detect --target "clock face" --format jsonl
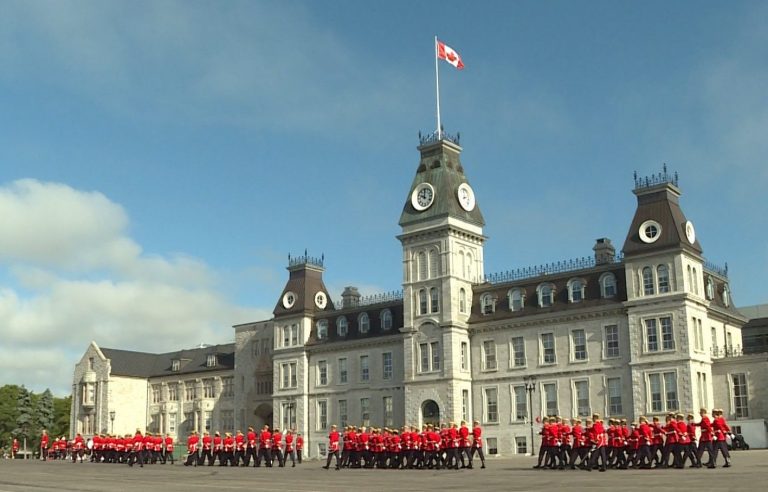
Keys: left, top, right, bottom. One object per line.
{"left": 639, "top": 220, "right": 662, "bottom": 244}
{"left": 314, "top": 291, "right": 327, "bottom": 309}
{"left": 457, "top": 183, "right": 475, "bottom": 211}
{"left": 685, "top": 221, "right": 696, "bottom": 244}
{"left": 411, "top": 183, "right": 435, "bottom": 211}
{"left": 282, "top": 291, "right": 296, "bottom": 309}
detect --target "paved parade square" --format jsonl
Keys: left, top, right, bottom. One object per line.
{"left": 0, "top": 450, "right": 763, "bottom": 492}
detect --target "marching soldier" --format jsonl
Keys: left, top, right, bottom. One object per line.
{"left": 246, "top": 427, "right": 258, "bottom": 466}
{"left": 223, "top": 432, "right": 235, "bottom": 466}
{"left": 696, "top": 408, "right": 715, "bottom": 468}
{"left": 163, "top": 433, "right": 175, "bottom": 464}
{"left": 469, "top": 421, "right": 485, "bottom": 469}
{"left": 296, "top": 432, "right": 303, "bottom": 464}
{"left": 323, "top": 424, "right": 341, "bottom": 470}
{"left": 183, "top": 431, "right": 199, "bottom": 467}
{"left": 256, "top": 425, "right": 272, "bottom": 467}
{"left": 128, "top": 430, "right": 144, "bottom": 468}
{"left": 234, "top": 430, "right": 246, "bottom": 466}
{"left": 711, "top": 409, "right": 732, "bottom": 468}
{"left": 271, "top": 427, "right": 285, "bottom": 467}
{"left": 199, "top": 431, "right": 214, "bottom": 466}
{"left": 285, "top": 429, "right": 296, "bottom": 467}
{"left": 39, "top": 429, "right": 49, "bottom": 461}
{"left": 212, "top": 431, "right": 223, "bottom": 465}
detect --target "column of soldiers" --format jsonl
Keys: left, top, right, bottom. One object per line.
{"left": 85, "top": 431, "right": 176, "bottom": 466}
{"left": 323, "top": 420, "right": 487, "bottom": 471}
{"left": 183, "top": 426, "right": 303, "bottom": 468}
{"left": 532, "top": 408, "right": 733, "bottom": 472}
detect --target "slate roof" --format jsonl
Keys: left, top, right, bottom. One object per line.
{"left": 100, "top": 343, "right": 235, "bottom": 378}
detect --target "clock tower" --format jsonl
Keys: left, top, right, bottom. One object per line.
{"left": 398, "top": 131, "right": 485, "bottom": 426}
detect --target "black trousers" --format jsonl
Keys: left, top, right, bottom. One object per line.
{"left": 199, "top": 448, "right": 214, "bottom": 466}
{"left": 257, "top": 447, "right": 272, "bottom": 467}
{"left": 325, "top": 449, "right": 340, "bottom": 469}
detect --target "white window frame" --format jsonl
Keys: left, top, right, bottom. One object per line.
{"left": 317, "top": 320, "right": 328, "bottom": 340}
{"left": 337, "top": 317, "right": 348, "bottom": 337}
{"left": 380, "top": 309, "right": 393, "bottom": 330}
{"left": 482, "top": 339, "right": 498, "bottom": 371}
{"left": 643, "top": 314, "right": 675, "bottom": 353}
{"left": 317, "top": 400, "right": 328, "bottom": 431}
{"left": 645, "top": 370, "right": 679, "bottom": 414}
{"left": 483, "top": 386, "right": 499, "bottom": 424}
{"left": 537, "top": 283, "right": 555, "bottom": 307}
{"left": 730, "top": 372, "right": 749, "bottom": 418}
{"left": 511, "top": 384, "right": 527, "bottom": 422}
{"left": 603, "top": 324, "right": 620, "bottom": 359}
{"left": 567, "top": 278, "right": 585, "bottom": 303}
{"left": 481, "top": 293, "right": 495, "bottom": 315}
{"left": 570, "top": 329, "right": 588, "bottom": 362}
{"left": 606, "top": 376, "right": 623, "bottom": 416}
{"left": 541, "top": 381, "right": 559, "bottom": 417}
{"left": 599, "top": 272, "right": 617, "bottom": 298}
{"left": 508, "top": 288, "right": 524, "bottom": 311}
{"left": 360, "top": 354, "right": 370, "bottom": 382}
{"left": 317, "top": 360, "right": 328, "bottom": 386}
{"left": 358, "top": 313, "right": 370, "bottom": 334}
{"left": 338, "top": 357, "right": 348, "bottom": 384}
{"left": 382, "top": 352, "right": 393, "bottom": 380}
{"left": 540, "top": 332, "right": 556, "bottom": 365}
{"left": 572, "top": 378, "right": 591, "bottom": 417}
{"left": 510, "top": 336, "right": 526, "bottom": 369}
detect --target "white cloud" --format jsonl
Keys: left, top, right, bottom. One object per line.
{"left": 0, "top": 179, "right": 269, "bottom": 396}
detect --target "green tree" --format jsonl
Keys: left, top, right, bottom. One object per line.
{"left": 0, "top": 385, "right": 22, "bottom": 450}
{"left": 14, "top": 386, "right": 35, "bottom": 454}
{"left": 37, "top": 389, "right": 55, "bottom": 432}
{"left": 51, "top": 395, "right": 71, "bottom": 438}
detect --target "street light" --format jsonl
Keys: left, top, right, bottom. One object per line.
{"left": 524, "top": 376, "right": 536, "bottom": 455}
{"left": 109, "top": 411, "right": 116, "bottom": 434}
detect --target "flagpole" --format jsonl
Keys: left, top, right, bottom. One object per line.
{"left": 434, "top": 35, "right": 441, "bottom": 140}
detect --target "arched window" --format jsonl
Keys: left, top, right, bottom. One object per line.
{"left": 380, "top": 309, "right": 393, "bottom": 330}
{"left": 430, "top": 287, "right": 439, "bottom": 313}
{"left": 692, "top": 268, "right": 699, "bottom": 295}
{"left": 429, "top": 249, "right": 440, "bottom": 278}
{"left": 538, "top": 283, "right": 555, "bottom": 307}
{"left": 508, "top": 288, "right": 524, "bottom": 311}
{"left": 418, "top": 251, "right": 428, "bottom": 281}
{"left": 600, "top": 272, "right": 617, "bottom": 298}
{"left": 568, "top": 279, "right": 585, "bottom": 303}
{"left": 706, "top": 277, "right": 715, "bottom": 300}
{"left": 481, "top": 293, "right": 495, "bottom": 315}
{"left": 336, "top": 317, "right": 348, "bottom": 337}
{"left": 722, "top": 284, "right": 730, "bottom": 307}
{"left": 657, "top": 265, "right": 670, "bottom": 293}
{"left": 358, "top": 313, "right": 370, "bottom": 334}
{"left": 316, "top": 320, "right": 328, "bottom": 340}
{"left": 642, "top": 267, "right": 654, "bottom": 295}
{"left": 459, "top": 288, "right": 467, "bottom": 313}
{"left": 418, "top": 289, "right": 428, "bottom": 315}
{"left": 466, "top": 252, "right": 473, "bottom": 281}
{"left": 687, "top": 265, "right": 693, "bottom": 293}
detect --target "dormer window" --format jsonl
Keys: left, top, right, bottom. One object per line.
{"left": 206, "top": 354, "right": 217, "bottom": 368}
{"left": 722, "top": 284, "right": 730, "bottom": 307}
{"left": 706, "top": 277, "right": 714, "bottom": 300}
{"left": 172, "top": 359, "right": 180, "bottom": 372}
{"left": 600, "top": 272, "right": 617, "bottom": 298}
{"left": 568, "top": 279, "right": 585, "bottom": 303}
{"left": 508, "top": 289, "right": 524, "bottom": 311}
{"left": 337, "top": 316, "right": 348, "bottom": 337}
{"left": 380, "top": 309, "right": 393, "bottom": 330}
{"left": 359, "top": 313, "right": 370, "bottom": 334}
{"left": 317, "top": 320, "right": 328, "bottom": 339}
{"left": 481, "top": 293, "right": 495, "bottom": 315}
{"left": 537, "top": 283, "right": 555, "bottom": 307}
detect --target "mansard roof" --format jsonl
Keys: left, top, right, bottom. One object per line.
{"left": 307, "top": 300, "right": 404, "bottom": 346}
{"left": 468, "top": 263, "right": 627, "bottom": 324}
{"left": 100, "top": 343, "right": 234, "bottom": 378}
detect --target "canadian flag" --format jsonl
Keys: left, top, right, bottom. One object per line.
{"left": 437, "top": 40, "right": 464, "bottom": 70}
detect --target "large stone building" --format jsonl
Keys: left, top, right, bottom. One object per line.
{"left": 73, "top": 132, "right": 764, "bottom": 455}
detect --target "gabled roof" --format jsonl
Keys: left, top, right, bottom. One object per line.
{"left": 100, "top": 343, "right": 234, "bottom": 379}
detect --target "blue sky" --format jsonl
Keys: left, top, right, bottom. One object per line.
{"left": 1, "top": 0, "right": 766, "bottom": 396}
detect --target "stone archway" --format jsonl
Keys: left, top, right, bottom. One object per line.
{"left": 421, "top": 399, "right": 440, "bottom": 427}
{"left": 253, "top": 403, "right": 273, "bottom": 430}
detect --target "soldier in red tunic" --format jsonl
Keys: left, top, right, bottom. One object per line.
{"left": 163, "top": 434, "right": 175, "bottom": 464}
{"left": 72, "top": 433, "right": 85, "bottom": 463}
{"left": 128, "top": 430, "right": 145, "bottom": 468}
{"left": 234, "top": 430, "right": 246, "bottom": 466}
{"left": 212, "top": 431, "right": 222, "bottom": 465}
{"left": 696, "top": 408, "right": 715, "bottom": 467}
{"left": 469, "top": 421, "right": 486, "bottom": 469}
{"left": 223, "top": 432, "right": 235, "bottom": 466}
{"left": 271, "top": 427, "right": 285, "bottom": 467}
{"left": 199, "top": 431, "right": 213, "bottom": 466}
{"left": 246, "top": 426, "right": 257, "bottom": 466}
{"left": 323, "top": 424, "right": 340, "bottom": 470}
{"left": 285, "top": 429, "right": 296, "bottom": 467}
{"left": 39, "top": 429, "right": 49, "bottom": 461}
{"left": 12, "top": 437, "right": 19, "bottom": 459}
{"left": 256, "top": 425, "right": 272, "bottom": 467}
{"left": 296, "top": 431, "right": 303, "bottom": 464}
{"left": 587, "top": 414, "right": 608, "bottom": 472}
{"left": 637, "top": 416, "right": 654, "bottom": 468}
{"left": 183, "top": 431, "right": 199, "bottom": 467}
{"left": 711, "top": 409, "right": 732, "bottom": 468}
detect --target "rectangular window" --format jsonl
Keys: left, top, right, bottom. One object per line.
{"left": 604, "top": 325, "right": 619, "bottom": 358}
{"left": 383, "top": 396, "right": 394, "bottom": 427}
{"left": 732, "top": 373, "right": 748, "bottom": 418}
{"left": 645, "top": 319, "right": 659, "bottom": 352}
{"left": 420, "top": 343, "right": 429, "bottom": 373}
{"left": 185, "top": 381, "right": 197, "bottom": 401}
{"left": 462, "top": 389, "right": 470, "bottom": 422}
{"left": 282, "top": 402, "right": 296, "bottom": 430}
{"left": 661, "top": 317, "right": 675, "bottom": 350}
{"left": 317, "top": 400, "right": 328, "bottom": 430}
{"left": 318, "top": 360, "right": 328, "bottom": 386}
{"left": 430, "top": 288, "right": 439, "bottom": 313}
{"left": 203, "top": 379, "right": 215, "bottom": 398}
{"left": 515, "top": 436, "right": 527, "bottom": 455}
{"left": 281, "top": 362, "right": 297, "bottom": 389}
{"left": 574, "top": 380, "right": 590, "bottom": 416}
{"left": 339, "top": 399, "right": 348, "bottom": 427}
{"left": 83, "top": 383, "right": 95, "bottom": 405}
{"left": 511, "top": 337, "right": 526, "bottom": 367}
{"left": 167, "top": 383, "right": 178, "bottom": 401}
{"left": 461, "top": 342, "right": 468, "bottom": 370}
{"left": 431, "top": 341, "right": 440, "bottom": 371}
{"left": 572, "top": 329, "right": 587, "bottom": 361}
{"left": 543, "top": 383, "right": 558, "bottom": 416}
{"left": 283, "top": 325, "right": 291, "bottom": 347}
{"left": 168, "top": 412, "right": 177, "bottom": 434}
{"left": 360, "top": 398, "right": 370, "bottom": 426}
{"left": 204, "top": 411, "right": 212, "bottom": 431}
{"left": 253, "top": 340, "right": 260, "bottom": 357}
{"left": 648, "top": 373, "right": 663, "bottom": 412}
{"left": 184, "top": 412, "right": 194, "bottom": 431}
{"left": 382, "top": 352, "right": 393, "bottom": 380}
{"left": 221, "top": 377, "right": 234, "bottom": 397}
{"left": 291, "top": 324, "right": 299, "bottom": 346}
{"left": 487, "top": 437, "right": 498, "bottom": 455}
{"left": 360, "top": 355, "right": 370, "bottom": 381}
{"left": 541, "top": 333, "right": 556, "bottom": 364}
{"left": 607, "top": 377, "right": 623, "bottom": 415}
{"left": 664, "top": 372, "right": 678, "bottom": 411}
{"left": 151, "top": 384, "right": 161, "bottom": 404}
{"left": 483, "top": 340, "right": 497, "bottom": 370}
{"left": 339, "top": 358, "right": 348, "bottom": 384}
{"left": 513, "top": 385, "right": 527, "bottom": 422}
{"left": 484, "top": 387, "right": 498, "bottom": 423}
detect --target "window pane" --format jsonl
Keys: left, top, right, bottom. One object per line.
{"left": 643, "top": 267, "right": 654, "bottom": 295}
{"left": 664, "top": 372, "right": 678, "bottom": 411}
{"left": 733, "top": 373, "right": 749, "bottom": 418}
{"left": 645, "top": 319, "right": 658, "bottom": 352}
{"left": 431, "top": 341, "right": 440, "bottom": 370}
{"left": 420, "top": 343, "right": 429, "bottom": 373}
{"left": 657, "top": 265, "right": 670, "bottom": 293}
{"left": 605, "top": 325, "right": 619, "bottom": 358}
{"left": 544, "top": 383, "right": 557, "bottom": 416}
{"left": 485, "top": 388, "right": 498, "bottom": 423}
{"left": 572, "top": 329, "right": 587, "bottom": 361}
{"left": 649, "top": 373, "right": 662, "bottom": 412}
{"left": 430, "top": 288, "right": 439, "bottom": 313}
{"left": 483, "top": 340, "right": 497, "bottom": 370}
{"left": 512, "top": 337, "right": 526, "bottom": 367}
{"left": 607, "top": 377, "right": 622, "bottom": 415}
{"left": 514, "top": 386, "right": 527, "bottom": 421}
{"left": 542, "top": 333, "right": 556, "bottom": 364}
{"left": 575, "top": 380, "right": 590, "bottom": 416}
{"left": 661, "top": 317, "right": 675, "bottom": 350}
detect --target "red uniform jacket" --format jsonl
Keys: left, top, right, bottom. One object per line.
{"left": 698, "top": 416, "right": 713, "bottom": 442}
{"left": 328, "top": 431, "right": 340, "bottom": 453}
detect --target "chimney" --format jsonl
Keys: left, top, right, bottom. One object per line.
{"left": 341, "top": 286, "right": 361, "bottom": 309}
{"left": 593, "top": 238, "right": 616, "bottom": 265}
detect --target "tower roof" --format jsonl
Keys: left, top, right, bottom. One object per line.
{"left": 273, "top": 252, "right": 335, "bottom": 317}
{"left": 398, "top": 133, "right": 485, "bottom": 228}
{"left": 622, "top": 167, "right": 703, "bottom": 257}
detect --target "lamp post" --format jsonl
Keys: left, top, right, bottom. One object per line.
{"left": 524, "top": 376, "right": 536, "bottom": 455}
{"left": 109, "top": 411, "right": 116, "bottom": 434}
